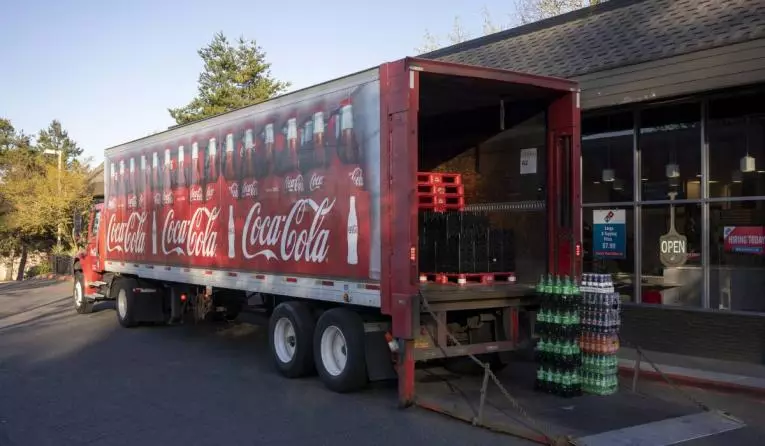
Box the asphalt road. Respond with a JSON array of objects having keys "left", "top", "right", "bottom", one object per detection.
[
  {"left": 0, "top": 280, "right": 521, "bottom": 446},
  {"left": 1, "top": 280, "right": 764, "bottom": 446}
]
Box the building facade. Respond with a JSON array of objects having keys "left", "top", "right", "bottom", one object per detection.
[{"left": 424, "top": 0, "right": 765, "bottom": 363}]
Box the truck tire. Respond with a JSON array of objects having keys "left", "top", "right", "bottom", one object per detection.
[
  {"left": 313, "top": 308, "right": 368, "bottom": 393},
  {"left": 73, "top": 271, "right": 93, "bottom": 315},
  {"left": 115, "top": 278, "right": 139, "bottom": 328},
  {"left": 269, "top": 301, "right": 316, "bottom": 378}
]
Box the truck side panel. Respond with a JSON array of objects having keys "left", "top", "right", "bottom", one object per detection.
[{"left": 102, "top": 69, "right": 383, "bottom": 307}]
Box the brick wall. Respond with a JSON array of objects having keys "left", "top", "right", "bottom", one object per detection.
[{"left": 621, "top": 304, "right": 765, "bottom": 364}]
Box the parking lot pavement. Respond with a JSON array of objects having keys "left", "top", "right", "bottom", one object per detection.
[
  {"left": 0, "top": 281, "right": 522, "bottom": 446},
  {"left": 2, "top": 280, "right": 763, "bottom": 446}
]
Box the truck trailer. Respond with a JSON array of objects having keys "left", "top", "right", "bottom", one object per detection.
[{"left": 72, "top": 57, "right": 582, "bottom": 406}]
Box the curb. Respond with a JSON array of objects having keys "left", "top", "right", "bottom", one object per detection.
[
  {"left": 618, "top": 365, "right": 765, "bottom": 398},
  {"left": 27, "top": 274, "right": 72, "bottom": 281}
]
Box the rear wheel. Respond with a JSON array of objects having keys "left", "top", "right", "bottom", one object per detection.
[
  {"left": 73, "top": 271, "right": 93, "bottom": 314},
  {"left": 314, "top": 308, "right": 368, "bottom": 393},
  {"left": 115, "top": 278, "right": 138, "bottom": 328},
  {"left": 268, "top": 301, "right": 316, "bottom": 378}
]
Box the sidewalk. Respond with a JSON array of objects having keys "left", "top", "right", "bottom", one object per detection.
[{"left": 618, "top": 347, "right": 765, "bottom": 397}]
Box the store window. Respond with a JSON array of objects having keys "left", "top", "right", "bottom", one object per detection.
[
  {"left": 582, "top": 111, "right": 634, "bottom": 203},
  {"left": 708, "top": 90, "right": 765, "bottom": 198},
  {"left": 640, "top": 203, "right": 702, "bottom": 307},
  {"left": 640, "top": 102, "right": 701, "bottom": 201},
  {"left": 582, "top": 206, "right": 635, "bottom": 301},
  {"left": 709, "top": 200, "right": 765, "bottom": 312}
]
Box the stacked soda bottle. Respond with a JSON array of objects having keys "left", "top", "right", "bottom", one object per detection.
[
  {"left": 579, "top": 273, "right": 621, "bottom": 396},
  {"left": 534, "top": 274, "right": 582, "bottom": 398}
]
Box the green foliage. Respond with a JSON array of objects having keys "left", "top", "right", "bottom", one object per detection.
[
  {"left": 36, "top": 119, "right": 84, "bottom": 165},
  {"left": 25, "top": 261, "right": 52, "bottom": 279},
  {"left": 0, "top": 118, "right": 93, "bottom": 258},
  {"left": 169, "top": 32, "right": 290, "bottom": 125}
]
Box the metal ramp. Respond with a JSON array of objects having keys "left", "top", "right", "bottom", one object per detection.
[{"left": 413, "top": 363, "right": 746, "bottom": 446}]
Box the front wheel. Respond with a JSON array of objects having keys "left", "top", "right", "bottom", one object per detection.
[
  {"left": 73, "top": 272, "right": 93, "bottom": 315},
  {"left": 313, "top": 308, "right": 368, "bottom": 393}
]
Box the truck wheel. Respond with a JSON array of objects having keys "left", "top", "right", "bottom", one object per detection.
[
  {"left": 115, "top": 279, "right": 138, "bottom": 328},
  {"left": 73, "top": 272, "right": 93, "bottom": 315},
  {"left": 269, "top": 301, "right": 316, "bottom": 378},
  {"left": 313, "top": 308, "right": 368, "bottom": 393}
]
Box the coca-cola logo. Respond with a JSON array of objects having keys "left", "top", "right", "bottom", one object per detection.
[
  {"left": 284, "top": 175, "right": 304, "bottom": 193},
  {"left": 190, "top": 185, "right": 204, "bottom": 202},
  {"left": 138, "top": 194, "right": 145, "bottom": 208},
  {"left": 127, "top": 194, "right": 138, "bottom": 209},
  {"left": 107, "top": 197, "right": 117, "bottom": 210},
  {"left": 106, "top": 212, "right": 147, "bottom": 254},
  {"left": 206, "top": 184, "right": 216, "bottom": 201},
  {"left": 309, "top": 173, "right": 324, "bottom": 191},
  {"left": 242, "top": 198, "right": 335, "bottom": 263},
  {"left": 349, "top": 167, "right": 364, "bottom": 187},
  {"left": 229, "top": 182, "right": 239, "bottom": 199},
  {"left": 163, "top": 191, "right": 173, "bottom": 205},
  {"left": 153, "top": 192, "right": 162, "bottom": 206},
  {"left": 242, "top": 180, "right": 258, "bottom": 198},
  {"left": 162, "top": 207, "right": 220, "bottom": 257}
]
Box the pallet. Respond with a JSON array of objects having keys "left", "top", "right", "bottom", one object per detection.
[
  {"left": 418, "top": 272, "right": 517, "bottom": 285},
  {"left": 416, "top": 172, "right": 462, "bottom": 185}
]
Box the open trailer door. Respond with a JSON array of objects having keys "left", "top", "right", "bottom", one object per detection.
[{"left": 378, "top": 57, "right": 583, "bottom": 406}]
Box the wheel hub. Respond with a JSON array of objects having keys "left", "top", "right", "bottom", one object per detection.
[
  {"left": 320, "top": 325, "right": 348, "bottom": 377},
  {"left": 273, "top": 318, "right": 297, "bottom": 364}
]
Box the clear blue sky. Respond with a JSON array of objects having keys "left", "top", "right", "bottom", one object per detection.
[{"left": 0, "top": 0, "right": 518, "bottom": 166}]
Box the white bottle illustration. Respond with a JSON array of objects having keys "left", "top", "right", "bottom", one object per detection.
[
  {"left": 151, "top": 211, "right": 157, "bottom": 255},
  {"left": 228, "top": 205, "right": 235, "bottom": 259},
  {"left": 347, "top": 196, "right": 358, "bottom": 265}
]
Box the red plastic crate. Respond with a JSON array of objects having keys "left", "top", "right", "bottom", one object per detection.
[
  {"left": 416, "top": 172, "right": 462, "bottom": 186},
  {"left": 416, "top": 183, "right": 464, "bottom": 196}
]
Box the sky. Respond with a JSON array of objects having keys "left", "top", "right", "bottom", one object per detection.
[{"left": 0, "top": 0, "right": 520, "bottom": 167}]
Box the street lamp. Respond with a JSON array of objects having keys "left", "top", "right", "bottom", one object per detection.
[{"left": 43, "top": 149, "right": 63, "bottom": 248}]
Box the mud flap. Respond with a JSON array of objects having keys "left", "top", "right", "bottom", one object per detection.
[
  {"left": 133, "top": 285, "right": 167, "bottom": 323},
  {"left": 365, "top": 330, "right": 397, "bottom": 381}
]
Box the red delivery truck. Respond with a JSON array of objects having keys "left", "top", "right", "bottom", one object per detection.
[{"left": 72, "top": 57, "right": 581, "bottom": 405}]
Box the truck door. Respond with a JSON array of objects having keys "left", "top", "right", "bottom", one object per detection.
[
  {"left": 548, "top": 92, "right": 582, "bottom": 278},
  {"left": 86, "top": 207, "right": 103, "bottom": 273}
]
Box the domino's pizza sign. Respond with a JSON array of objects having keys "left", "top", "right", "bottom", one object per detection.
[{"left": 593, "top": 209, "right": 626, "bottom": 259}]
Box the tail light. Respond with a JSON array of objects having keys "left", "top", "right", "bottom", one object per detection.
[{"left": 575, "top": 242, "right": 582, "bottom": 257}]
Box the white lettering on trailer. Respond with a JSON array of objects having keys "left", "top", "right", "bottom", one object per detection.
[
  {"left": 106, "top": 212, "right": 147, "bottom": 254},
  {"left": 241, "top": 198, "right": 335, "bottom": 263},
  {"left": 162, "top": 207, "right": 220, "bottom": 257}
]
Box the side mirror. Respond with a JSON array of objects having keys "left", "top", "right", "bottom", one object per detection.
[{"left": 73, "top": 212, "right": 83, "bottom": 238}]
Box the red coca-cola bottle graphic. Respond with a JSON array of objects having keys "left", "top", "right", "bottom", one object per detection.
[
  {"left": 139, "top": 155, "right": 150, "bottom": 208},
  {"left": 174, "top": 145, "right": 188, "bottom": 204},
  {"left": 189, "top": 142, "right": 203, "bottom": 203},
  {"left": 152, "top": 152, "right": 161, "bottom": 207},
  {"left": 118, "top": 159, "right": 126, "bottom": 208},
  {"left": 223, "top": 133, "right": 239, "bottom": 199},
  {"left": 127, "top": 157, "right": 137, "bottom": 209},
  {"left": 241, "top": 129, "right": 258, "bottom": 199},
  {"left": 163, "top": 148, "right": 173, "bottom": 206},
  {"left": 205, "top": 137, "right": 219, "bottom": 202},
  {"left": 108, "top": 162, "right": 118, "bottom": 209},
  {"left": 257, "top": 122, "right": 279, "bottom": 196},
  {"left": 281, "top": 118, "right": 304, "bottom": 197}
]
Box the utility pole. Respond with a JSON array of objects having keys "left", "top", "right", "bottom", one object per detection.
[{"left": 44, "top": 149, "right": 63, "bottom": 249}]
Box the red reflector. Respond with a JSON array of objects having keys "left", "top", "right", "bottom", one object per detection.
[
  {"left": 165, "top": 266, "right": 172, "bottom": 271},
  {"left": 180, "top": 293, "right": 187, "bottom": 302},
  {"left": 255, "top": 274, "right": 265, "bottom": 280},
  {"left": 228, "top": 272, "right": 237, "bottom": 277},
  {"left": 410, "top": 246, "right": 416, "bottom": 261},
  {"left": 575, "top": 242, "right": 582, "bottom": 257},
  {"left": 204, "top": 270, "right": 213, "bottom": 275},
  {"left": 285, "top": 277, "right": 298, "bottom": 283},
  {"left": 365, "top": 284, "right": 381, "bottom": 290},
  {"left": 133, "top": 264, "right": 139, "bottom": 268},
  {"left": 146, "top": 265, "right": 154, "bottom": 269},
  {"left": 321, "top": 280, "right": 334, "bottom": 286}
]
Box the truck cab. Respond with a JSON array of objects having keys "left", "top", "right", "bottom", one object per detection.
[{"left": 72, "top": 202, "right": 107, "bottom": 314}]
